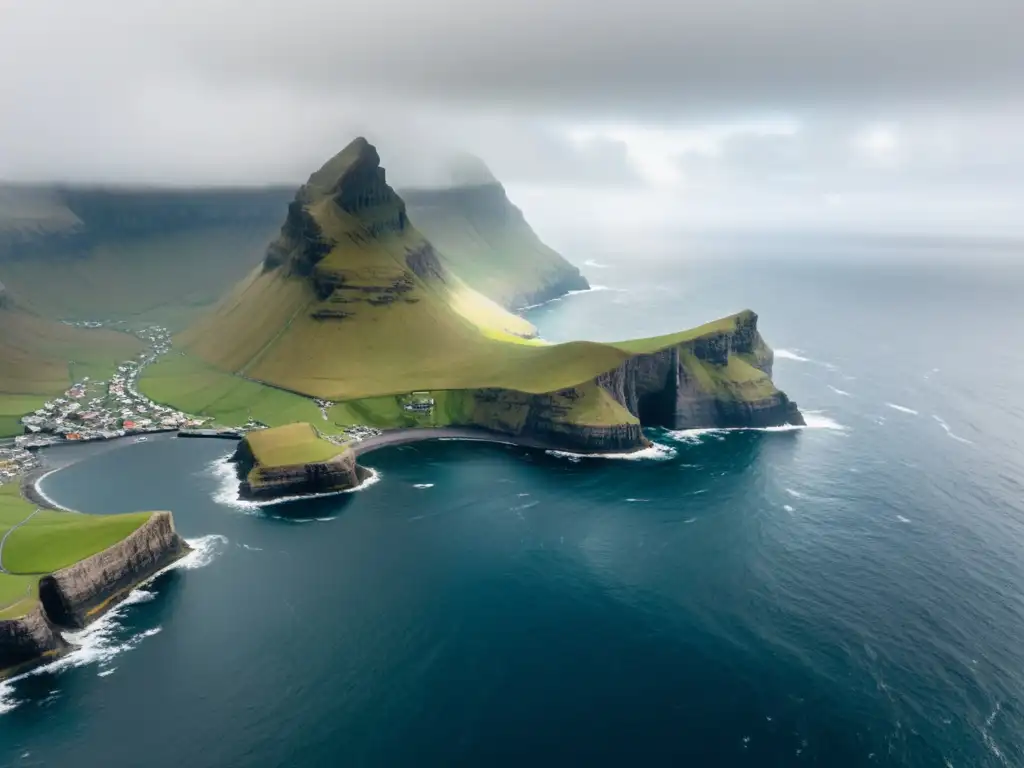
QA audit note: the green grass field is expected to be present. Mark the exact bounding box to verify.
[243,422,345,467]
[0,485,152,619]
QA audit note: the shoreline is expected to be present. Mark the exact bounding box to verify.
[350,427,620,457]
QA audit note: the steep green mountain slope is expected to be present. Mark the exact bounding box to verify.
[0,285,141,437]
[0,186,293,329]
[402,155,589,309]
[141,138,802,451]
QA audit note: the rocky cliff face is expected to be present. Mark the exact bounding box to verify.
[233,442,369,500]
[0,603,70,676]
[38,512,189,629]
[463,387,650,452]
[595,312,804,430]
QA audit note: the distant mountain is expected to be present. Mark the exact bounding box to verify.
[0,186,294,329]
[402,155,589,309]
[0,289,140,436]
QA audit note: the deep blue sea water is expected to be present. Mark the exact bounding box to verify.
[3,233,1024,767]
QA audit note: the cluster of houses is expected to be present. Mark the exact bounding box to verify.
[402,392,436,413]
[0,444,39,486]
[16,325,207,448]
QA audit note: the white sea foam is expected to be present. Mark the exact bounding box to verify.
[886,403,919,415]
[667,411,846,443]
[239,543,264,552]
[683,517,697,524]
[0,681,17,715]
[828,385,852,397]
[775,349,811,362]
[584,259,610,268]
[625,498,649,503]
[209,455,381,511]
[31,469,76,512]
[897,515,912,523]
[413,483,435,489]
[785,488,803,498]
[784,505,795,513]
[97,668,116,678]
[932,415,975,445]
[545,442,677,462]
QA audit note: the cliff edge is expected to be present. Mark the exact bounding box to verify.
[0,510,189,676]
[232,423,370,500]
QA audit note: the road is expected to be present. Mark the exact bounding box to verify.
[351,427,567,457]
[0,507,41,574]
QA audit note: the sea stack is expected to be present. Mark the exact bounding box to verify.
[232,423,370,500]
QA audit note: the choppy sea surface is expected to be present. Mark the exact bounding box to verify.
[3,233,1024,767]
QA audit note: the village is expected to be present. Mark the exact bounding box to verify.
[0,324,208,487]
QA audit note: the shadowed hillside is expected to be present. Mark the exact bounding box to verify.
[402,154,589,309]
[0,186,294,329]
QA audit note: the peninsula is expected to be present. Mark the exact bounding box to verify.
[139,137,803,455]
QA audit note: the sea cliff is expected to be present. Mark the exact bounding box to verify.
[0,511,189,676]
[596,311,804,431]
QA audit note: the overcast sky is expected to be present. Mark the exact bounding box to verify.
[2,0,1022,236]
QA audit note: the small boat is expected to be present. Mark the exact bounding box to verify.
[134,436,149,443]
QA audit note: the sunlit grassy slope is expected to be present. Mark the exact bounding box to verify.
[0,485,151,619]
[0,299,142,436]
[403,172,587,308]
[244,422,344,467]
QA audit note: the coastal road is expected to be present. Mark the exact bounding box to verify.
[351,427,566,457]
[0,507,41,574]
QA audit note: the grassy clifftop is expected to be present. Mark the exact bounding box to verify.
[0,485,151,620]
[140,138,799,445]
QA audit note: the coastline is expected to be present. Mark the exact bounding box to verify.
[350,426,623,457]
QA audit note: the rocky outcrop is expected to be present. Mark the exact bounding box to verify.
[0,603,70,676]
[233,442,369,500]
[595,311,804,430]
[38,512,189,629]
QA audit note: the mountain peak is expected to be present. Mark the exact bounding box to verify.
[304,137,382,202]
[448,153,500,188]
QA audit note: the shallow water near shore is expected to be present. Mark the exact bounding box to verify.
[3,234,1024,767]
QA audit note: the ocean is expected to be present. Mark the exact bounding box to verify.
[2,232,1024,767]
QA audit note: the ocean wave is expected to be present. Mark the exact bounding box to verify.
[828,385,853,397]
[775,349,811,362]
[584,259,610,268]
[897,515,911,523]
[666,411,846,442]
[208,454,380,511]
[545,442,677,462]
[413,483,435,489]
[932,415,975,445]
[177,534,229,570]
[783,505,795,513]
[31,469,76,512]
[785,488,804,498]
[886,403,919,415]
